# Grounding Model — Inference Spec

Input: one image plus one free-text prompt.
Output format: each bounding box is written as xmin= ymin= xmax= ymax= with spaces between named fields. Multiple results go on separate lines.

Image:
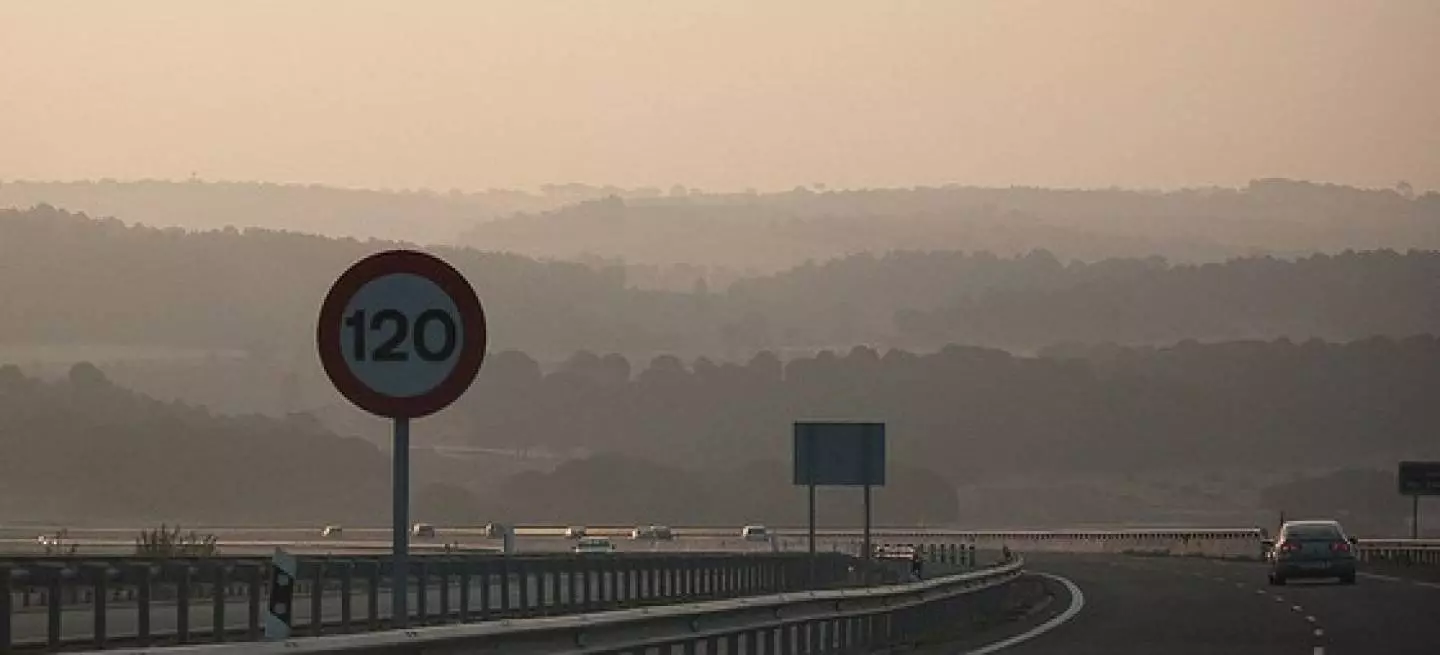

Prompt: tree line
xmin=459 ymin=178 xmax=1440 ymax=274
xmin=0 ymin=363 xmax=958 ymax=526
xmin=3 ymin=206 xmax=1438 ymax=366
xmin=435 ymin=337 xmax=1440 ymax=487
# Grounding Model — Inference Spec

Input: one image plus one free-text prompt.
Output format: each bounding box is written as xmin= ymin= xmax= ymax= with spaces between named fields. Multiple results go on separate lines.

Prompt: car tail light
xmin=1331 ymin=541 xmax=1351 ymax=553
xmin=1279 ymin=541 xmax=1301 ymax=553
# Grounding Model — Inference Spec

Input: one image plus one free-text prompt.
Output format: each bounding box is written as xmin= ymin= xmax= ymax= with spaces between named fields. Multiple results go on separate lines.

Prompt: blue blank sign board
xmin=793 ymin=422 xmax=886 ymax=486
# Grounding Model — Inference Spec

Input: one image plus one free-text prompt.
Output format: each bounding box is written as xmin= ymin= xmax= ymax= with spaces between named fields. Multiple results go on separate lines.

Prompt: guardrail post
xmin=439 ymin=558 xmax=452 ymax=622
xmin=47 ymin=569 xmax=62 ymax=651
xmin=366 ymin=560 xmax=380 ymax=629
xmin=338 ymin=561 xmax=353 ymax=632
xmin=499 ymin=558 xmax=511 ymax=615
xmin=478 ymin=559 xmax=491 ymax=620
xmin=91 ymin=565 xmax=107 ymax=649
xmin=135 ymin=563 xmax=152 ymax=646
xmin=584 ymin=558 xmax=597 ymax=611
xmin=177 ymin=562 xmax=192 ymax=644
xmin=414 ymin=559 xmax=428 ymax=625
xmin=310 ymin=559 xmax=326 ymax=636
xmin=241 ymin=562 xmax=260 ymax=640
xmin=457 ymin=557 xmax=471 ymax=621
xmin=0 ymin=565 xmax=11 ymax=654
xmin=212 ymin=563 xmax=226 ymax=643
xmin=517 ymin=559 xmax=531 ymax=616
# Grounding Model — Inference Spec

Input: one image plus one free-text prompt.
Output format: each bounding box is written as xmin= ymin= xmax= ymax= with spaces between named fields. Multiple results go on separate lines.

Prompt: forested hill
xmin=437 ymin=337 xmax=1440 ymax=482
xmin=0 ymin=180 xmax=664 ymax=244
xmin=459 ymin=179 xmax=1440 ymax=273
xmin=4 ymin=206 xmax=1440 ymax=363
xmin=0 ymin=363 xmax=959 ymax=527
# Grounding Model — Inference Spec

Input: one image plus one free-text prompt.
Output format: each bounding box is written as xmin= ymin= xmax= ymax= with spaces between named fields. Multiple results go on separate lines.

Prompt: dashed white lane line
xmin=1292 ymin=605 xmax=1303 ymax=612
xmin=1306 ymin=615 xmax=1317 ymax=623
xmin=1314 ymin=629 xmax=1325 ymax=638
xmin=1360 ymin=572 xmax=1404 ymax=582
xmin=962 ymin=572 xmax=1085 ymax=655
xmin=1273 ymin=595 xmax=1285 ymax=602
xmin=1313 ymin=647 xmax=1325 ymax=655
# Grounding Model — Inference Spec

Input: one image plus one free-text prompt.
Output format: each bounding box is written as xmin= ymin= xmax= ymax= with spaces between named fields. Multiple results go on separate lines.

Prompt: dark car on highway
xmin=1264 ymin=520 xmax=1358 ymax=586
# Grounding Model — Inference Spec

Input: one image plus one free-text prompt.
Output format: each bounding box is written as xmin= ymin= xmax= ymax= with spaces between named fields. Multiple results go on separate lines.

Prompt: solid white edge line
xmin=962 ymin=572 xmax=1085 ymax=655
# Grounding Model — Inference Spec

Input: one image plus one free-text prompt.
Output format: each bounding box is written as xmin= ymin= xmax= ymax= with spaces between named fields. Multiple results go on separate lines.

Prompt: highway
xmin=949 ymin=553 xmax=1440 ymax=655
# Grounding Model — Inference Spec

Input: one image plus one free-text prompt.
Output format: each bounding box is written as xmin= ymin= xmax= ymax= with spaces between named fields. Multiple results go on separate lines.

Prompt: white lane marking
xmin=1360 ymin=573 xmax=1403 ymax=583
xmin=1236 ymin=582 xmax=1246 ymax=589
xmin=1313 ymin=648 xmax=1324 ymax=655
xmin=963 ymin=572 xmax=1085 ymax=655
xmin=1255 ymin=589 xmax=1266 ymax=594
xmin=1292 ymin=605 xmax=1303 ymax=612
xmin=1306 ymin=615 xmax=1317 ymax=623
xmin=1414 ymin=581 xmax=1440 ymax=590
xmin=1314 ymin=628 xmax=1324 ymax=638
xmin=1273 ymin=595 xmax=1285 ymax=602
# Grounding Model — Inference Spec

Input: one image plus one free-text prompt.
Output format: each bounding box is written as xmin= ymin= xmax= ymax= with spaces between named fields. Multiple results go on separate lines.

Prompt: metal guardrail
xmin=1354 ymin=539 xmax=1440 ymax=567
xmin=86 ymin=554 xmax=1027 ymax=655
xmin=1 ymin=551 xmax=859 ymax=653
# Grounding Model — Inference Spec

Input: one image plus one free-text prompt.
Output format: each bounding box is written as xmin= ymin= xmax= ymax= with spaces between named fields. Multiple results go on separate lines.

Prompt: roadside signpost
xmin=318 ymin=249 xmax=487 ymax=627
xmin=1398 ymin=461 xmax=1440 ymax=539
xmin=794 ymin=421 xmax=886 ymax=583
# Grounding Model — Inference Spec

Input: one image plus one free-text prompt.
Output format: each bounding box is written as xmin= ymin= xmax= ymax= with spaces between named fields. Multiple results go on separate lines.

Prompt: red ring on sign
xmin=317 ymin=249 xmax=487 ymax=418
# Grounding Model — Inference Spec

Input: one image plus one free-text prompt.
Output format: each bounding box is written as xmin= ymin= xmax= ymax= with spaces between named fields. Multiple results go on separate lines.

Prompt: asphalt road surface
xmin=955 ymin=554 xmax=1440 ymax=655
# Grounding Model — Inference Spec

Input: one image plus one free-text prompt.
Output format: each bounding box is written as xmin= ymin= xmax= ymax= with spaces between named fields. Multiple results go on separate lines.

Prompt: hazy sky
xmin=3 ymin=1 xmax=1437 ymax=192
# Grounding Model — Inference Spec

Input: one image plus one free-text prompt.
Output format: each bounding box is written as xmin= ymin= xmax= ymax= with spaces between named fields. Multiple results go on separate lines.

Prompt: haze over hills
xmin=1 ymin=182 xmax=1437 ymax=532
xmin=0 ymin=179 xmax=671 ymax=245
xmin=460 ymin=179 xmax=1440 ymax=279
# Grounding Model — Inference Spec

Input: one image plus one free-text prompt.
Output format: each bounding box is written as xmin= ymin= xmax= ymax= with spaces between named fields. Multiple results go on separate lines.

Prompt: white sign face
xmin=338 ymin=273 xmax=464 ymax=399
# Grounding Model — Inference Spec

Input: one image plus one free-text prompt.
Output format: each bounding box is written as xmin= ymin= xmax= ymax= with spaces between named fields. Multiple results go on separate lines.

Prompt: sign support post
xmin=1413 ymin=495 xmax=1420 ymax=540
xmin=794 ymin=421 xmax=886 ymax=588
xmin=392 ymin=416 xmax=410 ymax=626
xmin=807 ymin=481 xmax=816 ymax=585
xmin=863 ymin=483 xmax=872 ymax=578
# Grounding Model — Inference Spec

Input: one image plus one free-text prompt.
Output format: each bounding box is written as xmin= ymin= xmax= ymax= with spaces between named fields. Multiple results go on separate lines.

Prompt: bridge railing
xmin=1 ymin=551 xmax=857 ymax=653
xmin=88 ymin=554 xmax=1028 ymax=655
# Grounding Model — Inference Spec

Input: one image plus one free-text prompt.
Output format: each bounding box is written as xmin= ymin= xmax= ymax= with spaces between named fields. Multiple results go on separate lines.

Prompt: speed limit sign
xmin=317 ymin=249 xmax=487 ymax=419
xmin=316 ymin=249 xmax=486 ymax=628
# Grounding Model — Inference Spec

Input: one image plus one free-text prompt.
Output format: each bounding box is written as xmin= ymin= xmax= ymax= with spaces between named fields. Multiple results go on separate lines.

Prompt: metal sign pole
xmin=863 ymin=482 xmax=872 ymax=584
xmin=393 ymin=417 xmax=410 ymax=627
xmin=807 ymin=481 xmax=816 ymax=585
xmin=1413 ymin=495 xmax=1420 ymax=540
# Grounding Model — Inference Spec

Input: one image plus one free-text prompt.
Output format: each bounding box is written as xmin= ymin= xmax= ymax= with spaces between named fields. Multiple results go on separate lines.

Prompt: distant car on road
xmin=573 ymin=537 xmax=616 ymax=554
xmin=564 ymin=526 xmax=587 ymax=539
xmin=1264 ymin=520 xmax=1358 ymax=586
xmin=411 ymin=523 xmax=436 ymax=538
xmin=630 ymin=525 xmax=674 ymax=541
xmin=741 ymin=525 xmax=770 ymax=541
xmin=321 ymin=525 xmax=344 ymax=537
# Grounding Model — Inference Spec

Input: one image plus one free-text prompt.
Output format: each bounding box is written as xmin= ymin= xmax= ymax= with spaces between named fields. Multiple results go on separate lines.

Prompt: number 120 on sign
xmin=317 ymin=250 xmax=487 ymax=419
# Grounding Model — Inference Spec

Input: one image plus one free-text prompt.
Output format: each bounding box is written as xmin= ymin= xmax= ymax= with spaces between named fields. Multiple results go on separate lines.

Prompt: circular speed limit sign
xmin=317 ymin=250 xmax=487 ymax=418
